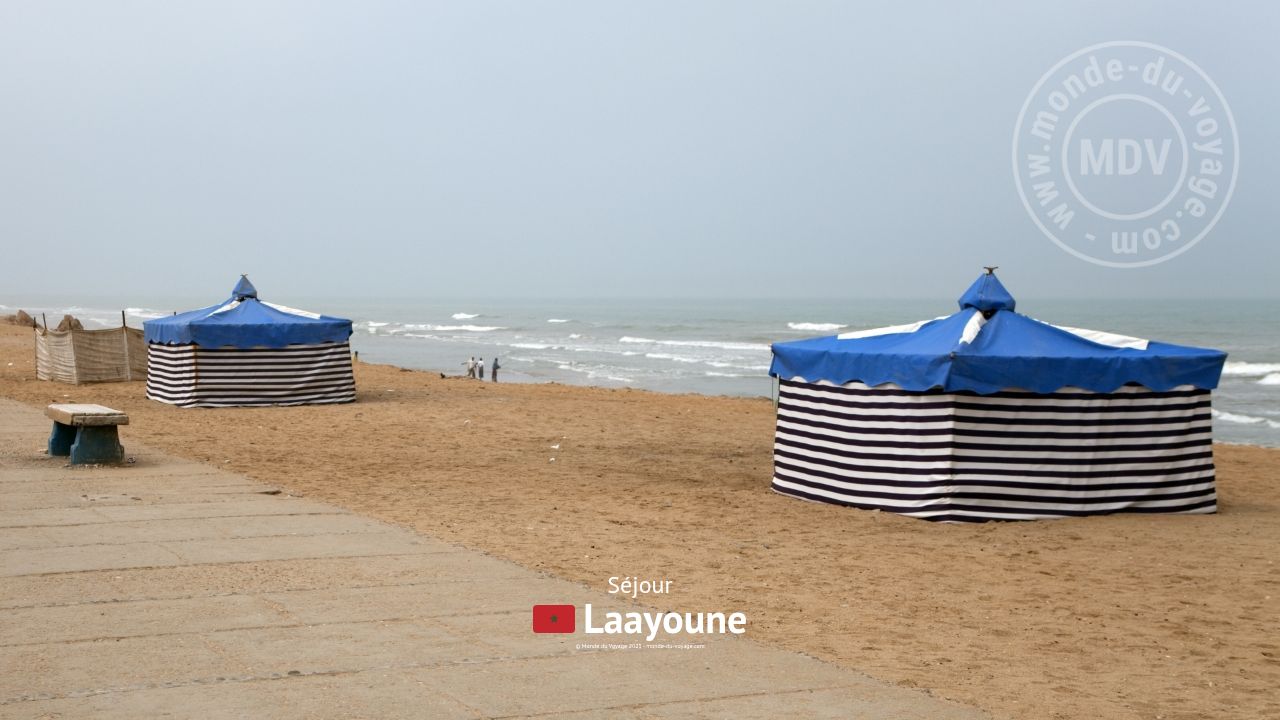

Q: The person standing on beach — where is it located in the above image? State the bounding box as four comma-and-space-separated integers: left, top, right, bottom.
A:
463, 356, 475, 378
477, 357, 485, 380
491, 356, 500, 383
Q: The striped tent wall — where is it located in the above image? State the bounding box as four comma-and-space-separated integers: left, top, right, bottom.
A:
772, 378, 1216, 522
146, 342, 356, 408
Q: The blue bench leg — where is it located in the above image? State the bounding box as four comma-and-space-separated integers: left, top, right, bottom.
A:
69, 426, 124, 465
48, 422, 76, 457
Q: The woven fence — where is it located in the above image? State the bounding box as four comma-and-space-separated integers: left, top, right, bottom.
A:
35, 326, 147, 384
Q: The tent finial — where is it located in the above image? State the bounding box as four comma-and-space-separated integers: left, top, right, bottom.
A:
959, 271, 1015, 313
983, 265, 999, 275
232, 275, 258, 300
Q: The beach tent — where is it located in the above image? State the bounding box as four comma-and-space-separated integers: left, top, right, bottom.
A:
143, 276, 355, 407
35, 320, 146, 384
768, 271, 1227, 522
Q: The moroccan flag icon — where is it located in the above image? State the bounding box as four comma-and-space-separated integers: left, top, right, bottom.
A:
532, 604, 576, 633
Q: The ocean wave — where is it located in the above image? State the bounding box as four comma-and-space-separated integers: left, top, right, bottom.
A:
123, 307, 168, 319
1257, 373, 1280, 386
568, 333, 582, 339
451, 312, 479, 320
706, 361, 771, 371
646, 352, 702, 364
619, 336, 770, 352
788, 322, 847, 332
547, 318, 570, 323
510, 342, 554, 350
555, 362, 634, 383
433, 324, 504, 332
1222, 361, 1280, 377
1212, 409, 1280, 429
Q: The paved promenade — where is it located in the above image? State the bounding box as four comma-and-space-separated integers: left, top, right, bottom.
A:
0, 398, 986, 719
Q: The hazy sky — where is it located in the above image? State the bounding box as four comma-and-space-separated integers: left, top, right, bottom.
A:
2, 1, 1276, 301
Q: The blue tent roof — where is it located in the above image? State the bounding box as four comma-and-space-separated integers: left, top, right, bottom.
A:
144, 277, 353, 348
770, 272, 1226, 394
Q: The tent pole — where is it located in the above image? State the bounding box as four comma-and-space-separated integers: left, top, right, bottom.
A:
121, 311, 132, 382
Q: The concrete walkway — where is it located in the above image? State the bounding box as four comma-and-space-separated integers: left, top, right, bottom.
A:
0, 399, 986, 719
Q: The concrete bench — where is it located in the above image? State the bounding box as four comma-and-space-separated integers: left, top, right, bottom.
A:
46, 404, 128, 464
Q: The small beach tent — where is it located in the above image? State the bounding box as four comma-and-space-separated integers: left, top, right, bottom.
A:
769, 271, 1227, 522
143, 276, 355, 407
35, 320, 146, 384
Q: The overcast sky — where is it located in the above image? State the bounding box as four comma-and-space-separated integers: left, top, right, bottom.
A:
1, 1, 1276, 301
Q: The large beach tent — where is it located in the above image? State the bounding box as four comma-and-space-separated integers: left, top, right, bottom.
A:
143, 276, 356, 407
768, 271, 1227, 522
34, 318, 146, 384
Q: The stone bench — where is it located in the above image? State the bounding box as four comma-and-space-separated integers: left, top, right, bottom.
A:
45, 404, 128, 464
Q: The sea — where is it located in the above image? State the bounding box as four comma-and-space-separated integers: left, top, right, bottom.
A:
4, 296, 1278, 448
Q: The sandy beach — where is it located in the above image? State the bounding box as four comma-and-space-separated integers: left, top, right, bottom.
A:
1, 322, 1276, 720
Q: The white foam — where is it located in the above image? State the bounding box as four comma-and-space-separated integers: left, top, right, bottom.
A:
434, 325, 504, 332
511, 343, 553, 350
547, 318, 570, 323
451, 313, 479, 320
555, 361, 635, 384
1212, 409, 1264, 424
568, 333, 582, 339
1258, 373, 1280, 386
123, 307, 167, 319
1212, 409, 1280, 429
1222, 362, 1280, 377
646, 352, 701, 364
787, 322, 846, 332
619, 336, 770, 352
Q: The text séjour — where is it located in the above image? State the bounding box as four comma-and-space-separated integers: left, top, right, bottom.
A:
608, 576, 672, 599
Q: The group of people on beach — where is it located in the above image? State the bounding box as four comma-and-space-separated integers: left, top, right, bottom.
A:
463, 356, 499, 382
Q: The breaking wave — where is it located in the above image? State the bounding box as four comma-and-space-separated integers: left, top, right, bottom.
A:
619, 336, 770, 352
1211, 409, 1280, 429
432, 324, 503, 332
787, 322, 846, 332
1222, 361, 1280, 377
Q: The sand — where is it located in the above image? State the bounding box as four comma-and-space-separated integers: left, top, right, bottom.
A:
1, 322, 1276, 720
